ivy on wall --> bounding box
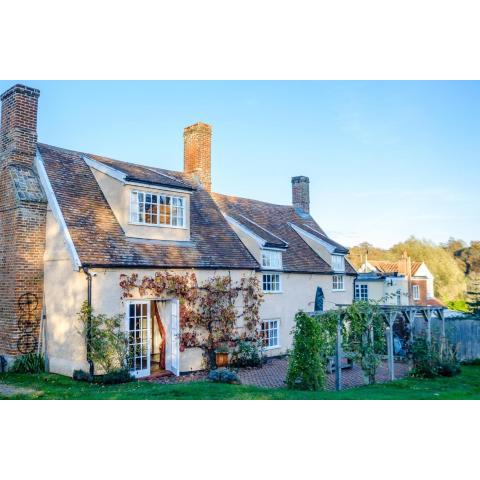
[119,272,263,368]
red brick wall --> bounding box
[183,122,212,192]
[411,279,427,305]
[0,85,47,358]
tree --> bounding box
[389,237,466,301]
[466,280,480,317]
[347,242,391,269]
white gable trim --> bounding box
[237,213,289,247]
[413,262,433,279]
[83,155,126,182]
[223,214,267,247]
[35,150,82,271]
[289,223,336,254]
[84,155,193,195]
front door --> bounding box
[126,301,151,378]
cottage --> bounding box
[0,84,355,377]
[356,252,440,306]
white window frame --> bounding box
[261,249,283,270]
[332,274,345,292]
[262,273,282,293]
[412,284,420,300]
[130,190,186,229]
[355,283,368,301]
[261,319,280,350]
[125,300,151,378]
[331,254,345,272]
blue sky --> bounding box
[1,80,478,248]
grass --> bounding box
[1,365,480,399]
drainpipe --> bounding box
[83,267,95,376]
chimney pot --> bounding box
[291,175,310,214]
[183,122,212,192]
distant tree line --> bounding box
[347,236,480,313]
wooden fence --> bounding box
[429,317,480,361]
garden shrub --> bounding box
[207,368,240,384]
[73,369,93,382]
[437,363,461,377]
[461,358,480,366]
[411,336,439,378]
[230,340,264,368]
[10,353,45,374]
[77,301,129,374]
[411,335,460,378]
[95,369,134,385]
[73,368,134,384]
[286,311,326,391]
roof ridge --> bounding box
[212,191,294,209]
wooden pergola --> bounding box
[331,304,446,390]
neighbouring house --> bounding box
[0,84,356,378]
[356,252,441,306]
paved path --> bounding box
[237,357,411,390]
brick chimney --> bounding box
[292,176,310,214]
[0,84,47,361]
[183,122,212,192]
[1,84,40,167]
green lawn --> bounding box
[1,366,480,400]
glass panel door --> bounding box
[126,301,151,378]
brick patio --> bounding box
[148,357,411,390]
[237,357,411,390]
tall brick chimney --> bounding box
[184,122,212,192]
[292,176,310,214]
[0,84,47,362]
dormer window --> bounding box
[130,190,185,228]
[331,254,345,272]
[261,249,283,270]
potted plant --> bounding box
[215,344,230,368]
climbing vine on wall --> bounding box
[119,272,264,368]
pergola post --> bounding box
[425,310,432,344]
[404,308,417,349]
[335,314,343,391]
[386,311,396,381]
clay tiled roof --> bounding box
[88,153,194,191]
[426,298,444,307]
[38,143,258,270]
[38,143,355,275]
[212,193,356,275]
[411,262,423,276]
[368,260,424,276]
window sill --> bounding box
[263,345,281,351]
[262,291,283,294]
[128,221,187,230]
[332,289,346,292]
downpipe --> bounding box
[83,267,95,376]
